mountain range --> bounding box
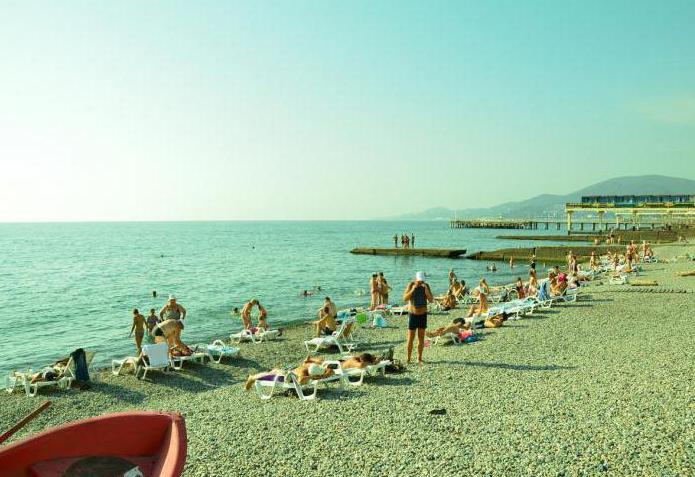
[393,175,695,220]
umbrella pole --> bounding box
[0,401,52,445]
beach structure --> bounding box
[350,247,467,258]
[565,194,695,231]
[450,195,695,232]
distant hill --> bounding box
[393,175,695,220]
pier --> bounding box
[450,219,680,232]
[350,248,467,258]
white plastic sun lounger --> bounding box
[6,351,97,397]
[324,359,391,386]
[304,318,356,354]
[231,327,280,344]
[111,343,173,380]
[254,370,346,400]
[171,348,209,370]
[197,340,241,363]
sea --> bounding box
[0,221,567,373]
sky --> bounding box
[1,0,695,221]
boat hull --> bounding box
[0,411,186,477]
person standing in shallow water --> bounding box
[403,271,433,365]
[159,295,186,321]
[129,309,146,354]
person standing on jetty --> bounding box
[403,271,433,365]
[411,233,415,248]
[393,234,399,248]
[159,295,186,322]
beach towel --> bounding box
[70,348,90,382]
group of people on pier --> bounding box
[393,233,415,248]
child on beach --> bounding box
[129,309,146,354]
[146,308,159,334]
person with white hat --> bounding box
[403,271,433,365]
[159,294,187,322]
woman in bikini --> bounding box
[240,299,257,330]
[244,356,334,391]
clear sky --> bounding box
[2,1,695,221]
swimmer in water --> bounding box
[152,290,157,298]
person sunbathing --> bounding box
[483,311,508,328]
[313,305,337,337]
[514,277,526,299]
[244,357,334,391]
[339,353,380,370]
[448,279,465,297]
[28,358,70,384]
[426,318,469,338]
[466,279,489,317]
[440,291,457,310]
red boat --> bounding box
[0,411,187,477]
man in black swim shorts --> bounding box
[403,271,433,365]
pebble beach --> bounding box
[2,244,694,476]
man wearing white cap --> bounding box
[159,294,187,321]
[403,271,433,365]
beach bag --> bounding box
[372,314,388,328]
[355,313,368,325]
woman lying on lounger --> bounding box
[470,311,508,329]
[26,358,70,384]
[244,356,335,391]
[426,317,469,338]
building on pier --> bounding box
[565,194,695,230]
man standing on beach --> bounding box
[403,271,433,365]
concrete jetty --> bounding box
[350,248,467,258]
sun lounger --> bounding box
[6,351,96,397]
[324,359,391,386]
[171,348,209,370]
[197,340,241,363]
[304,318,356,354]
[112,343,173,380]
[254,369,346,400]
[231,327,280,344]
[431,332,461,345]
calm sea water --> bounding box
[0,221,566,373]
